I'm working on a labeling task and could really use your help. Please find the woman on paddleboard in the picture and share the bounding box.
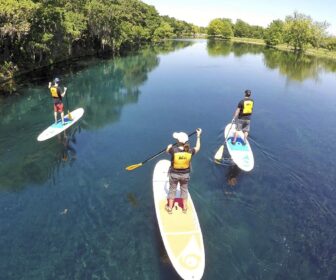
[165,128,202,214]
[48,77,67,125]
[232,89,254,145]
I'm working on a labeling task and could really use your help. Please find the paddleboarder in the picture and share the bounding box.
[232,89,254,145]
[48,77,67,125]
[165,128,202,214]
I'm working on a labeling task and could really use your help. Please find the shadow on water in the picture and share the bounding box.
[0,124,81,191]
[206,40,336,81]
[0,41,194,192]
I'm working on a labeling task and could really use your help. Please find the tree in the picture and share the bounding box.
[207,18,224,36]
[283,11,328,52]
[153,22,174,41]
[264,20,285,46]
[234,19,250,37]
[250,25,264,39]
[222,20,234,38]
[310,21,329,49]
[207,18,233,38]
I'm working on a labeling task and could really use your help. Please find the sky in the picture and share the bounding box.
[142,0,336,35]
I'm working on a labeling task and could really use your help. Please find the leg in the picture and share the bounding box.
[61,111,65,125]
[54,111,58,124]
[56,103,65,124]
[53,104,58,123]
[242,120,250,144]
[243,131,249,143]
[167,173,178,213]
[180,173,190,213]
[232,131,238,144]
[232,120,242,144]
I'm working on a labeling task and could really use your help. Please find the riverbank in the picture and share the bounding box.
[232,37,336,60]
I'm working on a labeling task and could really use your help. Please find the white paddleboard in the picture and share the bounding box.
[225,122,254,171]
[153,160,205,280]
[37,108,84,141]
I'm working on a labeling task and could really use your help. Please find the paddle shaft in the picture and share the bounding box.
[225,120,235,143]
[214,119,235,162]
[65,91,70,110]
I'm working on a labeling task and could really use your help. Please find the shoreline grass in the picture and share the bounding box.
[231,37,336,60]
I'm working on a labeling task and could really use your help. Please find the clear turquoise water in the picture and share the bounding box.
[1,40,336,279]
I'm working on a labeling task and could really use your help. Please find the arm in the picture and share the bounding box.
[233,107,240,120]
[61,87,67,97]
[194,128,202,154]
[48,82,52,89]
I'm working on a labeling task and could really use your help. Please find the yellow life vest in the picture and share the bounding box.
[173,151,192,169]
[50,86,59,98]
[242,100,254,115]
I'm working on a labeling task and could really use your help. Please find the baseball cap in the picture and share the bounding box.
[173,132,188,144]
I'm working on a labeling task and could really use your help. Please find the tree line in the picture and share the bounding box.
[2,1,336,95]
[207,12,336,52]
[0,0,197,93]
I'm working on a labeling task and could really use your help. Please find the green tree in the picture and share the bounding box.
[207,18,225,36]
[234,19,250,37]
[264,20,285,46]
[310,21,329,49]
[249,25,264,39]
[283,11,328,52]
[222,20,234,38]
[1,0,202,94]
[207,18,233,38]
[153,22,174,41]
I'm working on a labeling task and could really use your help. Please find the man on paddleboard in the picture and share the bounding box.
[48,77,67,125]
[165,128,202,214]
[232,89,254,145]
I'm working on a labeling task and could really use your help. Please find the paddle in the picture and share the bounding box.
[125,131,197,171]
[214,119,235,162]
[64,88,73,120]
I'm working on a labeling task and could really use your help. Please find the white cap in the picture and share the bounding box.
[173,132,188,144]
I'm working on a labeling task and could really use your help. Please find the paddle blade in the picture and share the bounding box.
[68,111,73,120]
[214,145,224,161]
[125,163,143,171]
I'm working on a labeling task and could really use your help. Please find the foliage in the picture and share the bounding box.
[0,0,201,94]
[153,22,174,40]
[320,37,336,51]
[207,18,233,38]
[283,12,328,51]
[232,19,264,39]
[234,19,251,37]
[161,15,194,37]
[264,20,285,46]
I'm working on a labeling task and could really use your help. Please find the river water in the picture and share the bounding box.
[0,40,336,279]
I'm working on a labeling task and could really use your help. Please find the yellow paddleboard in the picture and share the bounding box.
[153,160,205,279]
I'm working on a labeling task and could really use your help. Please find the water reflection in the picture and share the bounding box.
[207,40,232,57]
[0,41,193,191]
[206,40,336,81]
[226,164,242,187]
[56,128,78,165]
[0,125,81,191]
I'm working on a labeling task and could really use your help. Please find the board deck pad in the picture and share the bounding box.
[225,122,254,171]
[153,160,205,280]
[37,108,84,141]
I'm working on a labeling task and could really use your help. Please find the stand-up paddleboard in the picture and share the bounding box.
[153,160,205,280]
[37,108,84,142]
[225,122,254,171]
